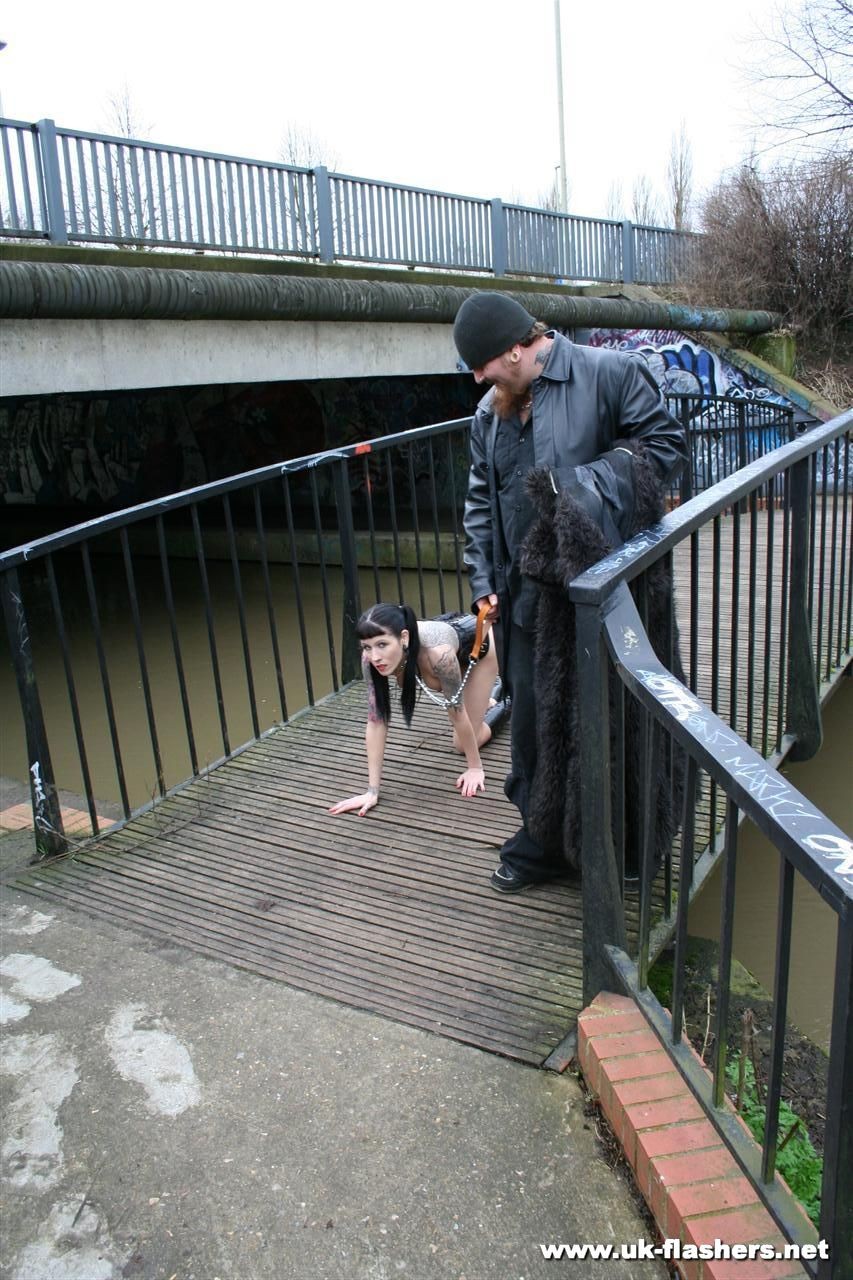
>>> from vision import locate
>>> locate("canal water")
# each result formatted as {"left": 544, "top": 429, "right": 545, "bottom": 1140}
{"left": 2, "top": 551, "right": 848, "bottom": 1047}
{"left": 0, "top": 552, "right": 459, "bottom": 814}
{"left": 688, "top": 677, "right": 851, "bottom": 1051}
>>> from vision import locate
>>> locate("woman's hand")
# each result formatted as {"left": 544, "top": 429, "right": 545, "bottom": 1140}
{"left": 455, "top": 767, "right": 485, "bottom": 798}
{"left": 329, "top": 791, "right": 378, "bottom": 817}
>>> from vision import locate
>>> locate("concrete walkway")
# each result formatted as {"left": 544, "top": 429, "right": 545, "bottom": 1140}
{"left": 1, "top": 827, "right": 667, "bottom": 1280}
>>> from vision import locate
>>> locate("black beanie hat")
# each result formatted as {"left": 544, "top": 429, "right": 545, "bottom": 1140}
{"left": 453, "top": 292, "right": 537, "bottom": 371}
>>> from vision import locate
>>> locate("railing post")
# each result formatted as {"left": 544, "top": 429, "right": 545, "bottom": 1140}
{"left": 678, "top": 402, "right": 694, "bottom": 503}
{"left": 332, "top": 459, "right": 363, "bottom": 685}
{"left": 35, "top": 118, "right": 68, "bottom": 245}
{"left": 786, "top": 457, "right": 822, "bottom": 760}
{"left": 1, "top": 568, "right": 67, "bottom": 858}
{"left": 576, "top": 600, "right": 628, "bottom": 1004}
{"left": 313, "top": 165, "right": 335, "bottom": 264}
{"left": 818, "top": 914, "right": 853, "bottom": 1279}
{"left": 737, "top": 401, "right": 749, "bottom": 515}
{"left": 490, "top": 198, "right": 507, "bottom": 277}
{"left": 621, "top": 219, "right": 635, "bottom": 284}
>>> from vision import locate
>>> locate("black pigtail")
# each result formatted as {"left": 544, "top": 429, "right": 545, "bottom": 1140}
{"left": 399, "top": 604, "right": 420, "bottom": 726}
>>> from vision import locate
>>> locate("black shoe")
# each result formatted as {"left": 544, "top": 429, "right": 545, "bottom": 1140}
{"left": 490, "top": 862, "right": 547, "bottom": 893}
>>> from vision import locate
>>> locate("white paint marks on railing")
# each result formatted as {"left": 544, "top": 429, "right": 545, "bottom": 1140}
{"left": 634, "top": 666, "right": 853, "bottom": 891}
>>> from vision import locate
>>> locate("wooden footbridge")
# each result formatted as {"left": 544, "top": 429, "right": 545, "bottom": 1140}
{"left": 14, "top": 490, "right": 850, "bottom": 1068}
{"left": 5, "top": 407, "right": 852, "bottom": 1268}
{"left": 16, "top": 687, "right": 584, "bottom": 1066}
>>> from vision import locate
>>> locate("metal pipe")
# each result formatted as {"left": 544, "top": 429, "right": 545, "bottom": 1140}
{"left": 554, "top": 0, "right": 569, "bottom": 213}
{"left": 0, "top": 259, "right": 782, "bottom": 333}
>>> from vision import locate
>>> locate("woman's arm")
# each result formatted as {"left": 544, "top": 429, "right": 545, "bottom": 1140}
{"left": 328, "top": 667, "right": 388, "bottom": 816}
{"left": 431, "top": 647, "right": 486, "bottom": 798}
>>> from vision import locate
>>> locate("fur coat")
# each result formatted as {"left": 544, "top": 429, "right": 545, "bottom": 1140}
{"left": 519, "top": 446, "right": 685, "bottom": 874}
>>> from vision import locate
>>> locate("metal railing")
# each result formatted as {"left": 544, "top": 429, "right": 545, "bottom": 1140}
{"left": 0, "top": 391, "right": 801, "bottom": 849}
{"left": 1, "top": 390, "right": 848, "bottom": 1266}
{"left": 673, "top": 393, "right": 796, "bottom": 501}
{"left": 0, "top": 117, "right": 699, "bottom": 284}
{"left": 0, "top": 417, "right": 476, "bottom": 849}
{"left": 570, "top": 410, "right": 852, "bottom": 1275}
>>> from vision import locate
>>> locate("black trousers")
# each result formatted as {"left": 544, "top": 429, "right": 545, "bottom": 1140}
{"left": 497, "top": 621, "right": 563, "bottom": 876}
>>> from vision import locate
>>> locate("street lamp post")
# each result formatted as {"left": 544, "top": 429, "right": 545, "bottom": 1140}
{"left": 553, "top": 0, "right": 568, "bottom": 212}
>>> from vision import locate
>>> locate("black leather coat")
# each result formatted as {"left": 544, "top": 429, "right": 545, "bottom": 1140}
{"left": 462, "top": 333, "right": 688, "bottom": 609}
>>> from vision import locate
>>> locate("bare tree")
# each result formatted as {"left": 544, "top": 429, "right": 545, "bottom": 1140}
{"left": 105, "top": 85, "right": 153, "bottom": 142}
{"left": 692, "top": 152, "right": 852, "bottom": 354}
{"left": 666, "top": 121, "right": 694, "bottom": 230}
{"left": 93, "top": 86, "right": 159, "bottom": 245}
{"left": 277, "top": 124, "right": 340, "bottom": 256}
{"left": 605, "top": 181, "right": 625, "bottom": 221}
{"left": 745, "top": 0, "right": 852, "bottom": 152}
{"left": 535, "top": 173, "right": 567, "bottom": 212}
{"left": 279, "top": 123, "right": 338, "bottom": 171}
{"left": 631, "top": 174, "right": 661, "bottom": 226}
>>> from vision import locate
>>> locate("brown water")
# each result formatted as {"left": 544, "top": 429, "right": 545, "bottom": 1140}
{"left": 1, "top": 554, "right": 458, "bottom": 814}
{"left": 688, "top": 678, "right": 851, "bottom": 1050}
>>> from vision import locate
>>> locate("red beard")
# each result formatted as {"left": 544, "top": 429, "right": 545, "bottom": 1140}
{"left": 492, "top": 385, "right": 529, "bottom": 419}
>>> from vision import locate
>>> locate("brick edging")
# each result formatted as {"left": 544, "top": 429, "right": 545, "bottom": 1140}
{"left": 577, "top": 991, "right": 814, "bottom": 1280}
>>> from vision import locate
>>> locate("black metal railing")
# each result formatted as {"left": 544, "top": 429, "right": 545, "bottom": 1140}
{"left": 1, "top": 387, "right": 848, "bottom": 1265}
{"left": 570, "top": 410, "right": 852, "bottom": 1276}
{"left": 0, "top": 417, "right": 476, "bottom": 852}
{"left": 673, "top": 393, "right": 797, "bottom": 501}
{"left": 0, "top": 391, "right": 804, "bottom": 855}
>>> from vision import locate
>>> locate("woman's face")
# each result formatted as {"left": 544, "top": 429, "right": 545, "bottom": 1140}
{"left": 360, "top": 627, "right": 407, "bottom": 675}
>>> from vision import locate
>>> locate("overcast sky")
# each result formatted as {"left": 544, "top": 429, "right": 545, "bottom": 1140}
{"left": 1, "top": 0, "right": 784, "bottom": 223}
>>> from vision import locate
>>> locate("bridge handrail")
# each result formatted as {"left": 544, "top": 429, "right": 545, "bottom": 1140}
{"left": 0, "top": 392, "right": 797, "bottom": 573}
{"left": 580, "top": 589, "right": 850, "bottom": 1275}
{"left": 0, "top": 417, "right": 475, "bottom": 572}
{"left": 571, "top": 409, "right": 851, "bottom": 1274}
{"left": 1, "top": 392, "right": 848, "bottom": 1269}
{"left": 606, "top": 582, "right": 852, "bottom": 908}
{"left": 571, "top": 409, "right": 853, "bottom": 606}
{"left": 0, "top": 117, "right": 698, "bottom": 283}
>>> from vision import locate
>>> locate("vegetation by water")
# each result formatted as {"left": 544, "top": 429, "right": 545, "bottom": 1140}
{"left": 724, "top": 1054, "right": 821, "bottom": 1227}
{"left": 648, "top": 938, "right": 827, "bottom": 1227}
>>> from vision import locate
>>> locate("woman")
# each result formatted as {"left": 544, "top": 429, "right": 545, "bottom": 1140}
{"left": 329, "top": 602, "right": 502, "bottom": 817}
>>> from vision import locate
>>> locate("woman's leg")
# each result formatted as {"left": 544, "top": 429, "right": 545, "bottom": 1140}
{"left": 452, "top": 642, "right": 499, "bottom": 752}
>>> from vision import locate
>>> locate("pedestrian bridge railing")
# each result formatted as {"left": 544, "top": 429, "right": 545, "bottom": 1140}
{"left": 0, "top": 117, "right": 699, "bottom": 284}
{"left": 0, "top": 391, "right": 795, "bottom": 854}
{"left": 570, "top": 409, "right": 851, "bottom": 1276}
{"left": 1, "top": 389, "right": 848, "bottom": 1268}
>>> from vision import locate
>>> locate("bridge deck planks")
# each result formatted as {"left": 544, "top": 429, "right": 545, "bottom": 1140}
{"left": 14, "top": 502, "right": 850, "bottom": 1064}
{"left": 17, "top": 685, "right": 585, "bottom": 1065}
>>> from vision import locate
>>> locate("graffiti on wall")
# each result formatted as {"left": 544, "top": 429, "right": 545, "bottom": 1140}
{"left": 588, "top": 328, "right": 790, "bottom": 403}
{"left": 0, "top": 375, "right": 475, "bottom": 514}
{"left": 589, "top": 328, "right": 807, "bottom": 492}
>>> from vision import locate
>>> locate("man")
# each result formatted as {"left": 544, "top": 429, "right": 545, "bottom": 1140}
{"left": 454, "top": 291, "right": 688, "bottom": 892}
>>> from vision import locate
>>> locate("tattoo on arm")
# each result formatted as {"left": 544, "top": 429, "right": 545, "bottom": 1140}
{"left": 431, "top": 649, "right": 462, "bottom": 709}
{"left": 366, "top": 673, "right": 382, "bottom": 724}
